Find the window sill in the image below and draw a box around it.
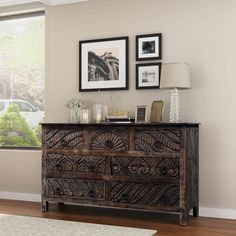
[0,147,41,152]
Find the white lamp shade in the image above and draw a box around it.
[160,63,190,89]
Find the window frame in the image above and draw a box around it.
[0,11,45,150]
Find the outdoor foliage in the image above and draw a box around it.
[0,104,40,147]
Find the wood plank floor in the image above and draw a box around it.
[0,199,235,235]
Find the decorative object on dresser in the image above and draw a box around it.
[79,36,129,91]
[136,33,162,61]
[150,100,164,123]
[160,63,190,123]
[65,98,86,123]
[135,105,148,123]
[41,122,199,225]
[136,63,161,89]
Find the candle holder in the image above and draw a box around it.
[80,109,91,123]
[93,104,103,123]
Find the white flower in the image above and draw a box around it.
[65,98,86,109]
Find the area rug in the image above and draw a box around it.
[0,214,156,236]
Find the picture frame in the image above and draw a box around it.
[79,36,129,92]
[136,33,162,61]
[135,105,147,123]
[150,100,164,123]
[136,62,161,89]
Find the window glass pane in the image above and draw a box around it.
[0,102,5,111]
[0,13,45,148]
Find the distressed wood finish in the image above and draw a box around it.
[111,156,180,178]
[41,123,199,225]
[46,154,106,175]
[46,178,105,200]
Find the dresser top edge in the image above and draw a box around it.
[40,122,200,127]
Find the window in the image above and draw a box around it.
[0,12,45,148]
[0,102,4,111]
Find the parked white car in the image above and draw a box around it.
[0,99,44,128]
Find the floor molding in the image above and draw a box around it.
[0,191,235,220]
[0,191,41,202]
[199,207,236,220]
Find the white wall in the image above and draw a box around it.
[0,0,236,217]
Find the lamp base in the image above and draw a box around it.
[169,88,180,123]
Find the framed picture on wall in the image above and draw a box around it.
[135,105,147,123]
[136,62,161,89]
[79,36,129,91]
[136,33,162,61]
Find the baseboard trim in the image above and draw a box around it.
[0,192,235,219]
[0,191,41,202]
[199,207,236,220]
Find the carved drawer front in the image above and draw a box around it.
[45,128,84,150]
[111,157,180,179]
[46,154,106,174]
[111,182,179,207]
[88,129,128,151]
[46,178,105,200]
[134,129,181,153]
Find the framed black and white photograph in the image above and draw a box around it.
[79,36,129,91]
[136,62,161,89]
[136,33,162,61]
[135,105,148,123]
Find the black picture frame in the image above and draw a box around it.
[79,36,129,92]
[136,62,161,89]
[136,33,162,61]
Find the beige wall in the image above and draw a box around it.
[1,0,236,213]
[0,2,45,196]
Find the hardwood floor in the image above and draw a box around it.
[0,199,235,235]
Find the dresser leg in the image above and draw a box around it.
[193,206,199,217]
[180,210,189,226]
[41,200,48,212]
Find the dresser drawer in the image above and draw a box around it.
[44,128,84,150]
[46,154,106,175]
[46,178,105,200]
[134,128,181,153]
[111,156,180,179]
[111,181,179,207]
[88,128,129,151]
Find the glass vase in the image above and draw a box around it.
[70,107,80,123]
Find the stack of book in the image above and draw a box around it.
[104,116,134,123]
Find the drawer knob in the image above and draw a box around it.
[61,140,68,148]
[160,167,167,175]
[153,141,160,149]
[56,187,62,195]
[121,193,129,202]
[89,190,95,198]
[88,165,95,172]
[56,163,63,171]
[105,140,114,149]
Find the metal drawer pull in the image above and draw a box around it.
[105,140,114,149]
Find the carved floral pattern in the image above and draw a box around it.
[47,178,105,200]
[111,157,179,178]
[111,182,179,206]
[89,130,128,151]
[134,130,180,152]
[46,154,106,174]
[45,129,84,149]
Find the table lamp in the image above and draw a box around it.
[160,63,190,123]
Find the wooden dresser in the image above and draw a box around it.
[41,123,199,225]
